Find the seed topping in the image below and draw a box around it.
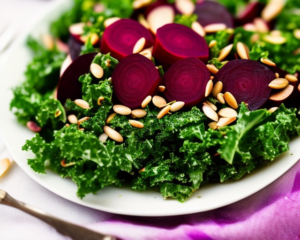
[131,109,147,118]
[191,21,205,37]
[90,63,104,79]
[212,81,223,98]
[204,23,227,33]
[106,113,117,124]
[264,35,286,45]
[104,126,124,142]
[218,44,233,61]
[104,17,120,28]
[97,96,105,105]
[261,58,276,66]
[202,104,219,122]
[218,108,237,118]
[206,64,219,74]
[236,42,249,59]
[209,40,217,48]
[261,0,285,22]
[157,105,171,119]
[74,99,90,109]
[268,78,289,89]
[170,101,185,112]
[68,114,78,124]
[217,93,225,104]
[224,92,238,109]
[217,117,237,127]
[285,74,298,83]
[253,18,269,33]
[269,85,294,101]
[139,49,152,60]
[141,96,152,108]
[129,120,144,128]
[27,121,41,133]
[206,101,217,111]
[99,133,108,143]
[133,37,146,54]
[113,105,132,115]
[268,107,278,113]
[138,14,150,29]
[208,122,218,130]
[158,86,166,92]
[152,95,167,108]
[205,80,213,97]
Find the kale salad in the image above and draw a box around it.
[10,0,300,202]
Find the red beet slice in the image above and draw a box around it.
[101,19,154,61]
[214,59,275,110]
[112,54,161,109]
[153,23,209,69]
[235,2,264,26]
[194,1,234,28]
[162,57,210,108]
[57,53,97,105]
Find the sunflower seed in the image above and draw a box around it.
[74,99,90,109]
[217,93,225,104]
[202,104,219,122]
[218,44,233,61]
[253,18,269,33]
[68,114,78,124]
[206,101,217,111]
[27,121,41,133]
[0,158,11,177]
[269,85,294,101]
[264,35,286,45]
[285,74,298,83]
[210,76,214,80]
[159,100,176,108]
[106,113,117,124]
[97,96,105,105]
[138,14,150,29]
[209,40,217,48]
[268,107,278,113]
[104,126,124,142]
[217,117,236,127]
[275,73,280,78]
[69,22,85,35]
[270,30,282,37]
[99,133,108,143]
[104,17,120,28]
[218,108,237,118]
[133,0,152,9]
[157,105,171,119]
[208,122,218,130]
[153,95,167,108]
[236,42,249,59]
[139,49,152,60]
[204,23,227,33]
[206,64,219,74]
[129,120,144,128]
[80,33,99,45]
[133,37,146,54]
[90,63,104,79]
[243,23,257,32]
[205,80,213,97]
[261,0,284,22]
[261,58,276,66]
[42,34,54,50]
[141,96,152,108]
[147,5,175,34]
[212,81,223,97]
[175,0,195,15]
[113,105,132,115]
[77,117,90,126]
[294,29,300,40]
[268,78,289,89]
[131,109,147,118]
[191,21,205,37]
[158,86,166,92]
[250,33,260,43]
[224,92,238,109]
[170,101,185,112]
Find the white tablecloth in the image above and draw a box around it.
[0,1,113,239]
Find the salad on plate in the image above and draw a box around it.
[10,0,300,202]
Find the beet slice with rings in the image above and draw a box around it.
[101,19,154,61]
[214,59,275,110]
[112,54,161,109]
[57,53,97,105]
[153,23,209,69]
[194,1,234,28]
[162,57,210,108]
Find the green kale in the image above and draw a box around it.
[205,30,233,58]
[174,14,198,28]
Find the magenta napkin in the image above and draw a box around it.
[89,160,300,240]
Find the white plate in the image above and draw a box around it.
[0,0,299,217]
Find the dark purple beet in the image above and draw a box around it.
[162,57,210,107]
[194,1,234,28]
[235,2,264,26]
[68,36,84,60]
[57,53,97,105]
[112,54,161,109]
[153,23,209,69]
[214,59,275,110]
[101,19,154,61]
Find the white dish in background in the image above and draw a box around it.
[0,0,299,217]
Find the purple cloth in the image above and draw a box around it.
[89,161,300,240]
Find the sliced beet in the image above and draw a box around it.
[235,2,264,26]
[57,53,97,105]
[153,23,209,69]
[194,1,234,28]
[162,57,210,108]
[68,35,84,60]
[112,54,161,109]
[101,19,154,61]
[214,59,275,110]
